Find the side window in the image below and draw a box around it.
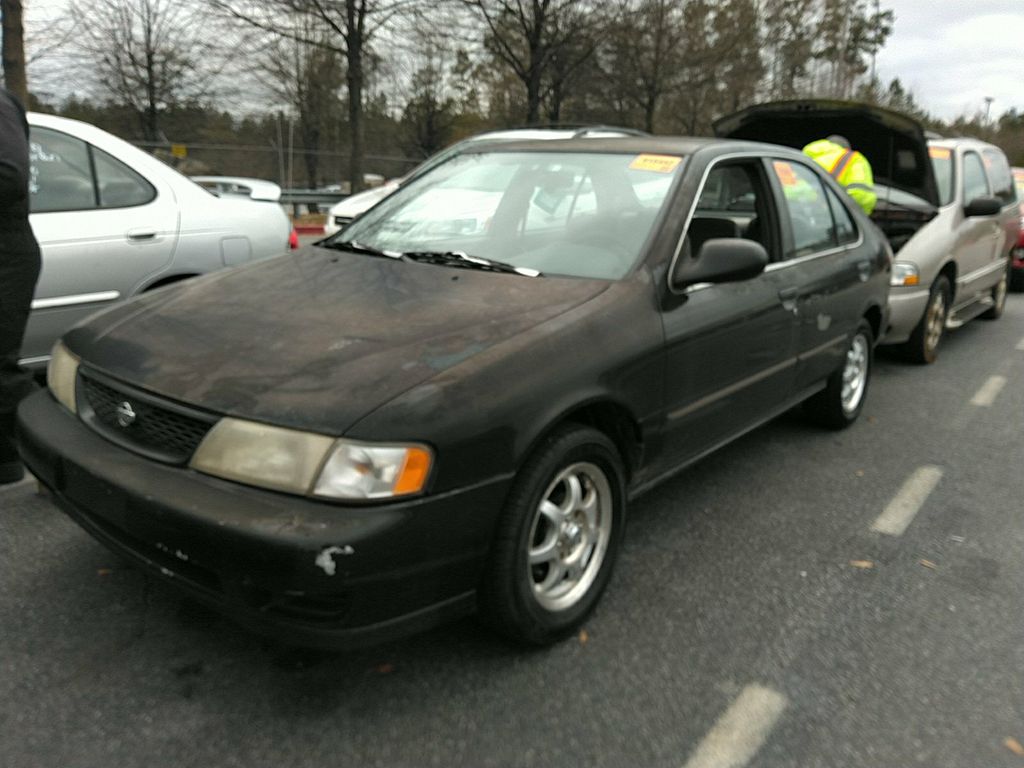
[773,160,835,258]
[825,186,858,245]
[686,160,773,260]
[982,149,1015,205]
[93,147,155,208]
[962,152,989,203]
[29,127,97,213]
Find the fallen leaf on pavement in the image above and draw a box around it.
[1004,737,1024,756]
[374,663,395,674]
[855,470,865,477]
[97,568,113,576]
[578,629,589,645]
[919,559,937,570]
[849,560,874,569]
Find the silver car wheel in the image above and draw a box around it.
[841,333,869,415]
[925,290,946,354]
[527,462,613,613]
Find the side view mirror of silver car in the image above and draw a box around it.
[672,238,768,289]
[963,196,1002,218]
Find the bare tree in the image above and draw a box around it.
[71,0,223,141]
[209,0,423,192]
[1,0,28,102]
[463,0,602,125]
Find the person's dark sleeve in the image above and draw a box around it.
[0,91,31,212]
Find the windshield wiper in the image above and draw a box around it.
[321,239,402,259]
[402,250,541,277]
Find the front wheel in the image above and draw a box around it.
[479,425,626,645]
[804,320,873,429]
[904,276,950,364]
[981,265,1008,320]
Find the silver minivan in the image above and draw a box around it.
[716,101,1016,363]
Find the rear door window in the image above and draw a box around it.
[772,160,836,258]
[29,127,97,212]
[982,149,1015,205]
[962,152,990,203]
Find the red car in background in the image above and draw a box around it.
[1012,167,1024,290]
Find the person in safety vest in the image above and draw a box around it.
[803,135,877,215]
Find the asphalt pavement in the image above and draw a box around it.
[2,296,1023,768]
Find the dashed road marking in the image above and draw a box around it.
[970,375,1007,407]
[1016,336,1024,351]
[871,465,943,537]
[682,684,788,768]
[0,473,35,495]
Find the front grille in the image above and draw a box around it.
[79,371,217,465]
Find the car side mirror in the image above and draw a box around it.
[672,238,768,289]
[964,195,1002,217]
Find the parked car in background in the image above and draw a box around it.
[716,101,1016,363]
[21,114,293,370]
[19,136,889,648]
[1011,167,1024,291]
[322,126,647,235]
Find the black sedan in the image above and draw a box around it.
[17,137,890,647]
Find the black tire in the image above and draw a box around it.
[804,319,874,430]
[981,264,1008,320]
[1010,266,1024,293]
[904,275,950,364]
[479,424,626,645]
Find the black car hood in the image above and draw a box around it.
[714,99,939,207]
[66,247,610,435]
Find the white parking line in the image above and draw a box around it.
[871,466,943,537]
[0,474,35,495]
[1016,336,1024,351]
[682,685,788,768]
[970,375,1007,407]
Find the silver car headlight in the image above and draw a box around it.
[890,261,920,287]
[190,417,432,500]
[47,341,80,414]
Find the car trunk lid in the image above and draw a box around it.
[714,100,940,250]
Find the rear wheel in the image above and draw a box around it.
[904,276,950,364]
[804,320,873,429]
[981,265,1008,320]
[480,425,626,645]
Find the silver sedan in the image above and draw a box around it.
[21,113,292,369]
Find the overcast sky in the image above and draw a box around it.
[876,0,1024,120]
[22,0,1024,122]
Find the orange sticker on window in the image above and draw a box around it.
[929,147,951,160]
[629,154,682,173]
[773,161,798,186]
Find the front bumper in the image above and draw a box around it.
[881,285,930,345]
[17,390,511,648]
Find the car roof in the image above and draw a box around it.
[928,136,1007,153]
[456,135,801,158]
[467,126,646,142]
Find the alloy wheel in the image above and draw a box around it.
[841,333,869,414]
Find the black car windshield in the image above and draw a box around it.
[337,150,685,280]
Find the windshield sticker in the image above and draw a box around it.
[629,154,682,173]
[772,161,798,186]
[928,147,952,160]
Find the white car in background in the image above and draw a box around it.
[21,113,293,370]
[323,126,646,236]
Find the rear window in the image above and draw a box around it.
[928,146,954,206]
[982,149,1015,205]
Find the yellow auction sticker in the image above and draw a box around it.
[629,154,682,173]
[928,147,951,160]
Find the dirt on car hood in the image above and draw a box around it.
[65,247,610,435]
[714,99,940,207]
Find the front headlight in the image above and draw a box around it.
[47,341,80,413]
[190,417,432,500]
[891,262,920,287]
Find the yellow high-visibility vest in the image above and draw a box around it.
[803,139,877,215]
